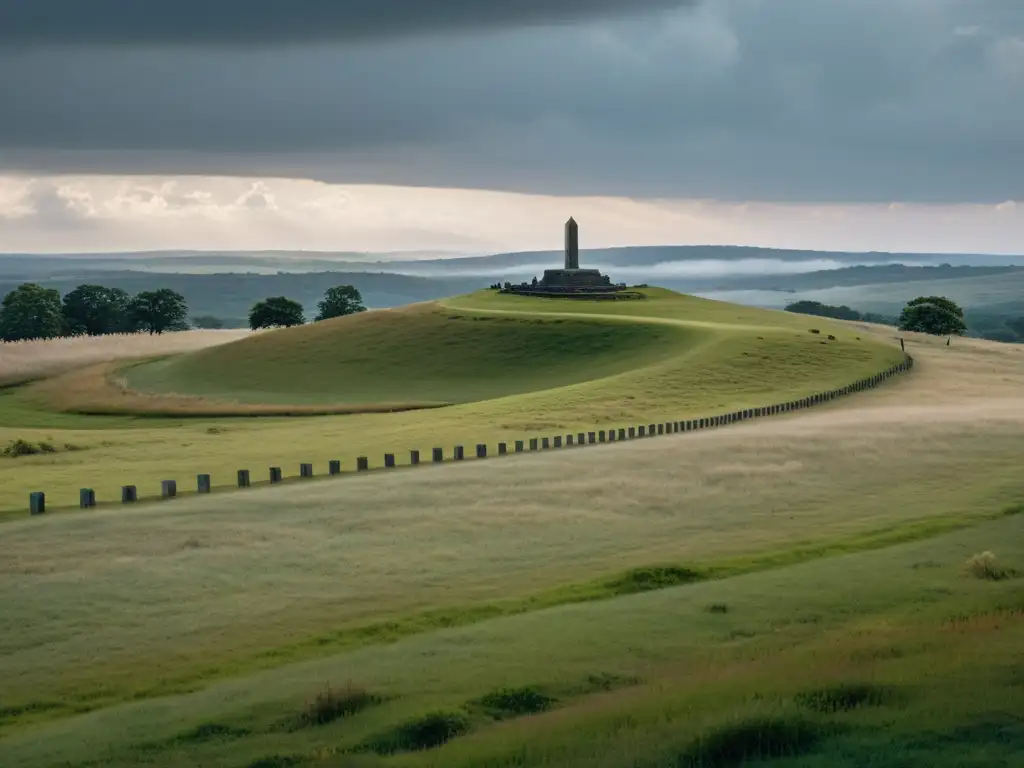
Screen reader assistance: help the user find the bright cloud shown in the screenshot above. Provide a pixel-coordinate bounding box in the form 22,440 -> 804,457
1,175 -> 1022,256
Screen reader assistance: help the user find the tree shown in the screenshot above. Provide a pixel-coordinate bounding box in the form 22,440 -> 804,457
784,300 -> 862,322
62,284 -> 132,336
897,296 -> 967,337
315,285 -> 366,321
249,297 -> 305,329
129,289 -> 189,334
191,315 -> 225,329
0,283 -> 65,341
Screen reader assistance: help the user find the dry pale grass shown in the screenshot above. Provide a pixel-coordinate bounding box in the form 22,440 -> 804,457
963,551 -> 1014,581
1,390 -> 1021,716
0,330 -> 250,388
27,362 -> 447,416
0,321 -> 1021,746
0,321 -> 1017,515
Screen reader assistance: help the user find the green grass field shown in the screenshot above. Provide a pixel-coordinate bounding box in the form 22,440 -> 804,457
125,304 -> 688,406
0,289 -> 905,513
1,289 -> 1022,767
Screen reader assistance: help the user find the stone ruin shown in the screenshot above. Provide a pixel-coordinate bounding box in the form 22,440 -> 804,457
497,218 -> 638,299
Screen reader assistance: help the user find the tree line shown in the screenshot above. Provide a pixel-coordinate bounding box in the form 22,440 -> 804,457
787,296 -> 972,337
783,300 -> 895,325
0,282 -> 367,342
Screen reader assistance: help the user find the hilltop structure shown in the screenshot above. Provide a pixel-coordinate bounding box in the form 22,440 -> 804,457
501,218 -> 635,298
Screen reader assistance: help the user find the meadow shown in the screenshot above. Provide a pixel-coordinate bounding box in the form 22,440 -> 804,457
0,328 -> 250,388
0,289 -> 905,512
0,289 -> 1021,767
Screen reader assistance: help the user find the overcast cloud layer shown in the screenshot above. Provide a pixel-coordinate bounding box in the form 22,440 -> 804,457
0,0 -> 692,46
1,0 -> 1023,203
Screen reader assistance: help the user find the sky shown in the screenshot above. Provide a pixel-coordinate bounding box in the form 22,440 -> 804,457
1,0 -> 1022,255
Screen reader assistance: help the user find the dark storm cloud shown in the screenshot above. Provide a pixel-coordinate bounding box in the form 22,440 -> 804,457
1,0 -> 1023,204
0,0 -> 692,46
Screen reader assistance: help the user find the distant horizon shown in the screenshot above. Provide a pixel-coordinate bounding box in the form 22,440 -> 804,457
4,242 -> 1024,260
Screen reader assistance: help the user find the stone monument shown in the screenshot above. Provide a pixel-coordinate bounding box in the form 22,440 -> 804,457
501,217 -> 635,298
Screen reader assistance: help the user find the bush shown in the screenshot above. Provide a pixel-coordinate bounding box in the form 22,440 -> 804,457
606,565 -> 703,595
2,439 -> 57,457
299,683 -> 380,727
678,716 -> 828,767
827,334 -> 837,341
476,686 -> 556,718
705,603 -> 730,614
809,328 -> 821,335
964,552 -> 1014,581
360,711 -> 470,754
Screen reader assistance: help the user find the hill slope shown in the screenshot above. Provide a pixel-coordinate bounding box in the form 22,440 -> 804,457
115,288 -> 901,412
126,304 -> 688,406
4,288 -> 908,508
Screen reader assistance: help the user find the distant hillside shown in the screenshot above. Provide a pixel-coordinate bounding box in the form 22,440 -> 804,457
4,246 -> 1020,280
3,248 -> 1022,330
0,271 -> 487,328
704,264 -> 1024,292
384,246 -> 1021,273
796,270 -> 1024,314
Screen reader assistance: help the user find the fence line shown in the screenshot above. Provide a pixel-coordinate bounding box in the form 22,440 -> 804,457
25,355 -> 914,515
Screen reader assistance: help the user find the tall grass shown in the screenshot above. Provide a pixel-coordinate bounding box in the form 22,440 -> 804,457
0,330 -> 249,388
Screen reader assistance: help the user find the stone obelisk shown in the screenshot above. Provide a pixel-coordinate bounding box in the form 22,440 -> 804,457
564,216 -> 579,270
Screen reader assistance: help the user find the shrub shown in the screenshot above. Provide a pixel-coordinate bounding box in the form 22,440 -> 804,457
678,716 -> 828,767
827,334 -> 837,341
705,603 -> 730,614
964,552 -> 1014,581
808,329 -> 821,334
606,565 -> 703,595
795,683 -> 895,713
476,686 -> 556,718
2,439 -> 57,457
360,711 -> 470,754
299,683 -> 380,727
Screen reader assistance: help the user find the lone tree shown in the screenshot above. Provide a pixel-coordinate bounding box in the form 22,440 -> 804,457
249,297 -> 305,329
0,283 -> 65,341
62,284 -> 132,336
897,296 -> 967,337
316,285 -> 366,321
129,289 -> 189,334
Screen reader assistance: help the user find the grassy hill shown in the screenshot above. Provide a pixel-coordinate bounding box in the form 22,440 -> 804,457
125,304 -> 688,407
0,288 -> 908,509
0,326 -> 1021,767
37,288 -> 904,417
